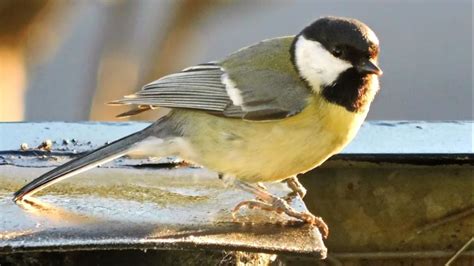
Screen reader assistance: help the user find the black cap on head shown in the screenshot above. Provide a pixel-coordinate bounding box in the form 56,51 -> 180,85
301,16 -> 380,63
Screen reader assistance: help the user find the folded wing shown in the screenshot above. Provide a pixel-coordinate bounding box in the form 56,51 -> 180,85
112,37 -> 311,121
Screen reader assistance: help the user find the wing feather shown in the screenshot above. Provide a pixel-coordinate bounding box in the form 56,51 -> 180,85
114,64 -> 231,113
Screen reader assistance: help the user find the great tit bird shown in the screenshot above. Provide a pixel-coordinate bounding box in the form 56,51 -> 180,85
14,16 -> 382,238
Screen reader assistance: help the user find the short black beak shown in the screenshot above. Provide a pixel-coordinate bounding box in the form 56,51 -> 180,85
356,60 -> 383,76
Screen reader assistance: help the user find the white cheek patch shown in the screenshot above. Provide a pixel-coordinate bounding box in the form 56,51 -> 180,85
221,73 -> 243,106
295,36 -> 352,91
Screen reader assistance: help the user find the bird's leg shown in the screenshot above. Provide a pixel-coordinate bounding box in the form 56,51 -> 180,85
285,176 -> 307,199
232,180 -> 329,238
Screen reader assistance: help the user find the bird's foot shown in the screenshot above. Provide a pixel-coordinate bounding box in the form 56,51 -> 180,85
232,180 -> 328,238
285,176 -> 307,199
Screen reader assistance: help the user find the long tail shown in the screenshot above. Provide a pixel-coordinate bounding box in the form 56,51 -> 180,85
13,124 -> 154,202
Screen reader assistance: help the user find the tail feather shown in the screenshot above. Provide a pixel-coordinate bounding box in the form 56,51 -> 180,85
13,125 -> 153,202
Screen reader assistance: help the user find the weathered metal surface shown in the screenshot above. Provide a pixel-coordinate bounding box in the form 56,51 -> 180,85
0,166 -> 326,257
0,121 -> 472,264
300,160 -> 474,263
0,122 -> 330,258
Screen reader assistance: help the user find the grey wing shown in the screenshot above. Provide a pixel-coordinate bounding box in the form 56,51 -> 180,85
113,46 -> 311,121
113,63 -> 231,114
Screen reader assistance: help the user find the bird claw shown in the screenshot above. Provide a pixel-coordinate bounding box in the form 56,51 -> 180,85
231,186 -> 329,239
297,212 -> 329,239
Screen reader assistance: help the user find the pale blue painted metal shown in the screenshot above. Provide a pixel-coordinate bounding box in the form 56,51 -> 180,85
0,121 -> 472,154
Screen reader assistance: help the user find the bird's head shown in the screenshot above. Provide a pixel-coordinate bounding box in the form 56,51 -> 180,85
291,16 -> 383,112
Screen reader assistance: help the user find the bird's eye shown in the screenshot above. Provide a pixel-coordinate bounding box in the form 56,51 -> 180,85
332,47 -> 342,57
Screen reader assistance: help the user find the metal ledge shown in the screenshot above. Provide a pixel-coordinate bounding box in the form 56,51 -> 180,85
0,122 -> 329,259
0,121 -> 472,262
0,166 -> 326,257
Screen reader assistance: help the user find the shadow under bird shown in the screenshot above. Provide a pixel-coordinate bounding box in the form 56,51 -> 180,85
14,16 -> 383,238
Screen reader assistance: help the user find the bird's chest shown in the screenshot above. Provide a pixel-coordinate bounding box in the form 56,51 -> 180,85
246,101 -> 365,179
183,99 -> 366,182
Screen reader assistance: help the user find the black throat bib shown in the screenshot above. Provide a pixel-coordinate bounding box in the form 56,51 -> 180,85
321,68 -> 375,113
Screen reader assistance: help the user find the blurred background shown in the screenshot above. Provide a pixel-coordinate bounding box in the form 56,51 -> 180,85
0,0 -> 472,122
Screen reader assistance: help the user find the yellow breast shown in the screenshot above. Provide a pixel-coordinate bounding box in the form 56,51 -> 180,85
170,96 -> 368,183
